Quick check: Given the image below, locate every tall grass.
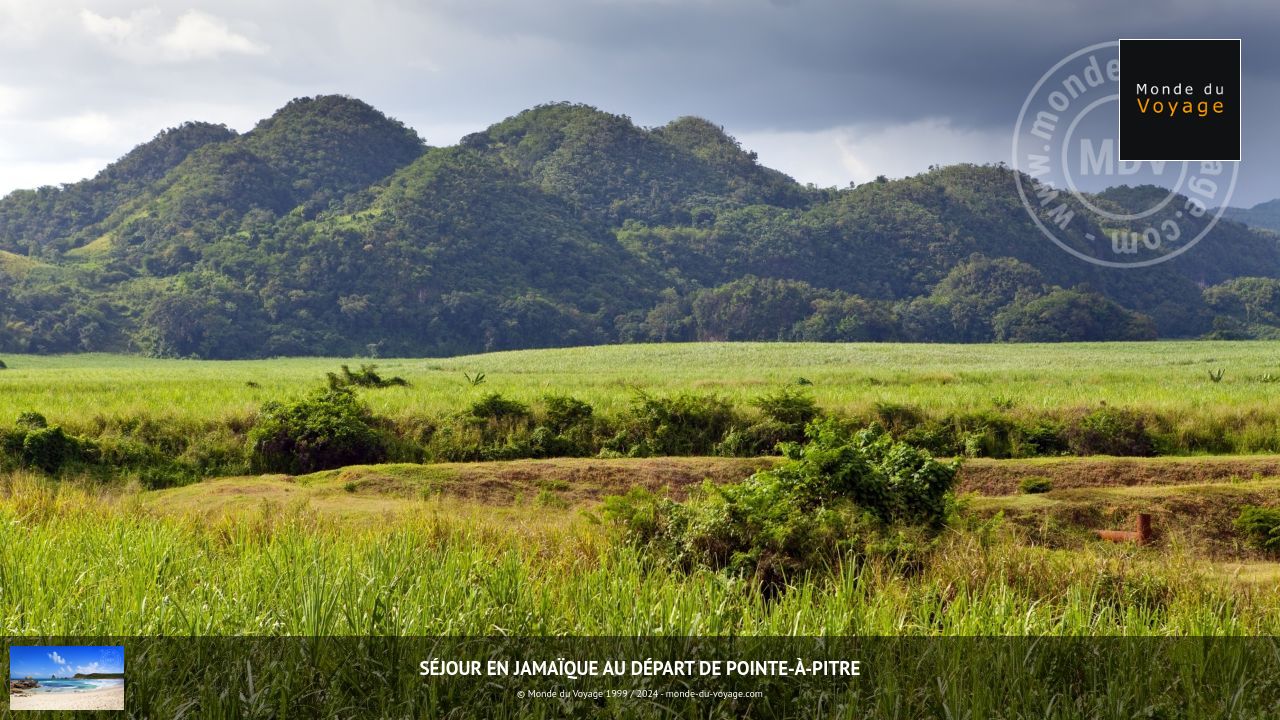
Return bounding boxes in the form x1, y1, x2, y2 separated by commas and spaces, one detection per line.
2, 474, 1276, 638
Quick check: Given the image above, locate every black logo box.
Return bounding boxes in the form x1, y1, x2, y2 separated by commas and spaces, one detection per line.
1119, 39, 1241, 162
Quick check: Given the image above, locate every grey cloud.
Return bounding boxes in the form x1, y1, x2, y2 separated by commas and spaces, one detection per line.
0, 0, 1275, 204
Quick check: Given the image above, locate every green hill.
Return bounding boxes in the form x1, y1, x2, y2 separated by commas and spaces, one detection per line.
0, 121, 236, 255
2, 96, 1279, 357
1222, 199, 1280, 234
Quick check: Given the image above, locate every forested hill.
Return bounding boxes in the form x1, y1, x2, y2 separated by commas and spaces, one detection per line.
2, 95, 1280, 358
1223, 199, 1280, 234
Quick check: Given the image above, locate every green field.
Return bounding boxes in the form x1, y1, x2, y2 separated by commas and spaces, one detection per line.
3, 467, 1278, 638
3, 339, 1280, 424
3, 343, 1279, 643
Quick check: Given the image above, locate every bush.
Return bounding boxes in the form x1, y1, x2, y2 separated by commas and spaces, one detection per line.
718, 387, 822, 455
542, 395, 593, 434
604, 420, 959, 592
872, 402, 925, 434
752, 387, 819, 428
1234, 506, 1280, 555
1064, 406, 1155, 456
16, 411, 47, 430
607, 392, 740, 457
1019, 476, 1053, 494
0, 359, 7, 369
952, 411, 1018, 458
21, 425, 95, 474
1, 412, 96, 474
326, 364, 408, 390
249, 389, 390, 474
716, 419, 796, 457
0, 428, 23, 464
1017, 418, 1068, 456
468, 393, 531, 422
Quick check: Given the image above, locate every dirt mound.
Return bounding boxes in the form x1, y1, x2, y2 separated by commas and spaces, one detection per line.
958, 456, 1280, 495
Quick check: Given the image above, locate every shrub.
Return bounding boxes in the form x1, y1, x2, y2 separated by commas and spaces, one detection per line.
468, 393, 531, 422
422, 394, 538, 462
21, 426, 94, 474
326, 364, 408, 390
16, 411, 47, 430
0, 428, 23, 464
1017, 418, 1068, 456
716, 419, 796, 457
536, 488, 570, 509
872, 402, 925, 434
0, 359, 7, 369
604, 420, 959, 592
542, 395, 593, 434
900, 421, 960, 456
608, 392, 739, 457
1019, 476, 1053, 494
1064, 406, 1155, 456
951, 412, 1018, 458
523, 425, 578, 459
1234, 506, 1280, 555
718, 387, 822, 455
752, 387, 819, 428
249, 389, 390, 474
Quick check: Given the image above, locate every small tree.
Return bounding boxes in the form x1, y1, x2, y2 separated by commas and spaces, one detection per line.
605, 420, 959, 592
249, 389, 389, 474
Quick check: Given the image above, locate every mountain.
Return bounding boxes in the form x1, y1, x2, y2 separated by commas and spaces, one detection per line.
1222, 199, 1280, 233
2, 96, 1279, 357
0, 121, 236, 255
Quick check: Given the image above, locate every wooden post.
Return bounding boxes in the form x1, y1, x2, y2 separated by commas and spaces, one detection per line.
1135, 513, 1152, 545
1097, 513, 1153, 545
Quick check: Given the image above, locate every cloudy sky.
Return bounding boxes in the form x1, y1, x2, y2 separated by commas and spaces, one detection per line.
1, 0, 1277, 205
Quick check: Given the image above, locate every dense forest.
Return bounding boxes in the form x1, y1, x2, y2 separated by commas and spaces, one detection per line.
2, 95, 1280, 357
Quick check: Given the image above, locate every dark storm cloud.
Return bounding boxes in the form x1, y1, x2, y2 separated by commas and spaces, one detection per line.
0, 0, 1276, 203
405, 0, 1280, 130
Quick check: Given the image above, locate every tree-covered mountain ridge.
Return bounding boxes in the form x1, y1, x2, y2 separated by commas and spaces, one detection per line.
2, 95, 1278, 357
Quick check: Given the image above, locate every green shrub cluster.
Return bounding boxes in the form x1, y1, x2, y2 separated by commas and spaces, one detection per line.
326, 364, 408, 390
426, 393, 604, 462
428, 388, 818, 462
1064, 406, 1156, 456
1234, 506, 1280, 555
604, 391, 739, 457
0, 381, 1233, 488
249, 389, 392, 474
886, 405, 1154, 459
1, 411, 98, 474
718, 387, 819, 457
604, 420, 959, 592
1, 410, 252, 488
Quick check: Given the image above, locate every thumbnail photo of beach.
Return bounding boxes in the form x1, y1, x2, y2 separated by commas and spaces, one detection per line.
7, 645, 125, 711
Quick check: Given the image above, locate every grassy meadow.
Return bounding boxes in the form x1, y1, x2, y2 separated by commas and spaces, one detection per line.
4, 341, 1280, 427
2, 342, 1279, 647
2, 471, 1278, 638
8, 469, 1278, 717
